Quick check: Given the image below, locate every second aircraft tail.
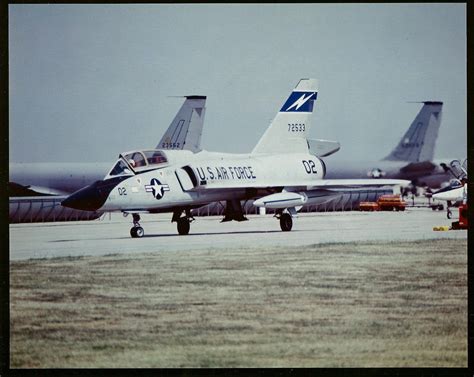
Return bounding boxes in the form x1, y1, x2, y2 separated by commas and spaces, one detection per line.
157, 95, 206, 153
252, 79, 318, 154
383, 101, 443, 162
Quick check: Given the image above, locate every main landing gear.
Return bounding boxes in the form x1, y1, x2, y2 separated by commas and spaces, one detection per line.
172, 209, 194, 235
126, 210, 195, 238
275, 210, 293, 232
446, 200, 453, 219
130, 213, 144, 238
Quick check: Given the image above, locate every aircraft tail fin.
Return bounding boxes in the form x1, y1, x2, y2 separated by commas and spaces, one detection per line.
383, 101, 443, 162
157, 96, 206, 152
252, 79, 318, 154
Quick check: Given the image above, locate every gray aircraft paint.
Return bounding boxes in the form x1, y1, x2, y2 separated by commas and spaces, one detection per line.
322, 102, 454, 188
157, 96, 206, 152
383, 101, 442, 162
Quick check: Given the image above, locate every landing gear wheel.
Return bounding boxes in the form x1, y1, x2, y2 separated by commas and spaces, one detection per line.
280, 213, 293, 232
130, 226, 144, 238
129, 214, 144, 238
177, 217, 190, 235
447, 209, 452, 219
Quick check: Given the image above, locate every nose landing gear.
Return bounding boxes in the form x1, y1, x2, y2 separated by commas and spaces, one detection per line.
130, 213, 144, 238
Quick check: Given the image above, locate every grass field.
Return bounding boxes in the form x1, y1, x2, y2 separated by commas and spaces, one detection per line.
10, 238, 467, 368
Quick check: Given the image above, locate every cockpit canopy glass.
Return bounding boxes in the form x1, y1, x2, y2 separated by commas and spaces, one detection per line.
105, 150, 169, 179
142, 150, 168, 166
108, 160, 134, 177
123, 151, 147, 169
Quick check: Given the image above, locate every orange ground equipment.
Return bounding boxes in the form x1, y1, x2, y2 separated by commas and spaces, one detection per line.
359, 202, 380, 211
377, 194, 407, 211
359, 195, 407, 212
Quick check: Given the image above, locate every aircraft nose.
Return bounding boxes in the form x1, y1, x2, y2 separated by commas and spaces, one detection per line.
61, 181, 108, 211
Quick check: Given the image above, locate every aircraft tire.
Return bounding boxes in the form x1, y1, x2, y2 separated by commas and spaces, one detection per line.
177, 218, 190, 235
280, 213, 293, 232
135, 226, 144, 238
130, 226, 144, 238
447, 210, 452, 219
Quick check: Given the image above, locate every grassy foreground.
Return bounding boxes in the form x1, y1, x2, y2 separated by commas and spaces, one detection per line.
10, 238, 467, 368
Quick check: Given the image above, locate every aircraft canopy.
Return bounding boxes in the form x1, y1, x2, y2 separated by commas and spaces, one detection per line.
106, 150, 169, 178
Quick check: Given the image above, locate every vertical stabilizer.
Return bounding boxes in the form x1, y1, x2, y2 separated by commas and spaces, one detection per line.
157, 96, 206, 152
252, 79, 318, 154
383, 101, 443, 162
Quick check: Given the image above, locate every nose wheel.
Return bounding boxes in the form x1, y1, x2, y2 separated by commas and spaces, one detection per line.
130, 226, 144, 238
130, 213, 144, 238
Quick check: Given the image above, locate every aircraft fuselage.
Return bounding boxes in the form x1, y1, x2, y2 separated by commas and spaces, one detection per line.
62, 150, 325, 213
322, 158, 453, 188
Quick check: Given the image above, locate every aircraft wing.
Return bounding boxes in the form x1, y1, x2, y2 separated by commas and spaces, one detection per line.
178, 176, 410, 192
306, 179, 411, 189
432, 183, 467, 202
399, 161, 437, 173
8, 182, 70, 196
184, 178, 410, 212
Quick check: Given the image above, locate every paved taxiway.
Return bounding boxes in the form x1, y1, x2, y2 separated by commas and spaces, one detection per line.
9, 208, 467, 261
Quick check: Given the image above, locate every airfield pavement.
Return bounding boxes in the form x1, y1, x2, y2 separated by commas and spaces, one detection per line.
9, 207, 468, 367
9, 207, 467, 260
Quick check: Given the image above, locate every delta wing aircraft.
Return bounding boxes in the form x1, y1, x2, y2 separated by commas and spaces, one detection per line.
62, 79, 409, 237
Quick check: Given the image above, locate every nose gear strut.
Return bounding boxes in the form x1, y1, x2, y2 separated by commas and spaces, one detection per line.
130, 213, 144, 238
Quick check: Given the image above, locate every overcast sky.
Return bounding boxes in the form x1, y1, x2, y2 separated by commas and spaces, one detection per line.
9, 4, 466, 163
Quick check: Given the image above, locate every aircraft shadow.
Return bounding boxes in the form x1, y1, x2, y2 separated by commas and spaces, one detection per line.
48, 229, 295, 243
141, 229, 289, 238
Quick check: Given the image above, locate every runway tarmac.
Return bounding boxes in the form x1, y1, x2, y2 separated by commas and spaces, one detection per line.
9, 208, 467, 261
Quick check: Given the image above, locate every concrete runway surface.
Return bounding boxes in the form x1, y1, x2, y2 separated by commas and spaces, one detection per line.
9, 208, 467, 261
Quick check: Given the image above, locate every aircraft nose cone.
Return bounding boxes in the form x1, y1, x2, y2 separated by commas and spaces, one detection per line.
61, 181, 107, 211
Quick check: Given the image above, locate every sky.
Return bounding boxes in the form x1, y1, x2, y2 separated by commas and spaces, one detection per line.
9, 4, 466, 163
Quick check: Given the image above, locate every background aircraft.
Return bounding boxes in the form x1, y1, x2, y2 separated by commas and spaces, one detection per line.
62, 79, 409, 236
322, 101, 457, 188
431, 159, 468, 218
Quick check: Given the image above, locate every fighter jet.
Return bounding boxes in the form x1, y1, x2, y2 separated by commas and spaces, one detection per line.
62, 79, 409, 237
431, 159, 467, 218
322, 101, 455, 188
